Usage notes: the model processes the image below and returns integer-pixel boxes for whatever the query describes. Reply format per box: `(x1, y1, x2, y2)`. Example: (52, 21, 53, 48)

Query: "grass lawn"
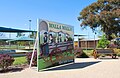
(13, 56, 27, 65)
(83, 49, 94, 56)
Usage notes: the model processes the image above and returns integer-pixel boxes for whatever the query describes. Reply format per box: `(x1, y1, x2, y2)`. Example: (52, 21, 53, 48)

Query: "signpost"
(34, 19, 74, 71)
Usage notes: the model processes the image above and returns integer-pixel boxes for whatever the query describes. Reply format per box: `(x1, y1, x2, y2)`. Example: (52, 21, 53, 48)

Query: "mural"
(37, 19, 74, 70)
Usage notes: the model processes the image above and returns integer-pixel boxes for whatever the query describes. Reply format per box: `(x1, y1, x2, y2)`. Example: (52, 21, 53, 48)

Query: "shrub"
(113, 48, 120, 54)
(97, 34, 110, 49)
(78, 52, 89, 58)
(101, 54, 106, 57)
(74, 48, 83, 58)
(113, 49, 120, 57)
(117, 53, 120, 57)
(74, 48, 89, 58)
(0, 54, 14, 70)
(26, 50, 37, 66)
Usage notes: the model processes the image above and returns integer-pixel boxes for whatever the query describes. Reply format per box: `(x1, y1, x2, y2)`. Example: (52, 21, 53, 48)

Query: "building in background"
(74, 34, 86, 48)
(80, 38, 100, 49)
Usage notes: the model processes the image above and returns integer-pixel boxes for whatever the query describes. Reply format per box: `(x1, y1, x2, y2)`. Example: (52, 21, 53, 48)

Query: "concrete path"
(0, 58, 120, 78)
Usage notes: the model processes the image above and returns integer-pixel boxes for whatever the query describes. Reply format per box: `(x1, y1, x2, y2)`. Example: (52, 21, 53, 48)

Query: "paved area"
(0, 57, 120, 78)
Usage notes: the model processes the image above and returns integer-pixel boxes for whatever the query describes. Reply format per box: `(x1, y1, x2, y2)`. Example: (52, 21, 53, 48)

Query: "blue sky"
(0, 0, 98, 39)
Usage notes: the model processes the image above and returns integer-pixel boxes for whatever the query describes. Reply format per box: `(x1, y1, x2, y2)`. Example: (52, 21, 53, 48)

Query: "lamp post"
(29, 20, 32, 30)
(9, 32, 11, 48)
(29, 20, 32, 49)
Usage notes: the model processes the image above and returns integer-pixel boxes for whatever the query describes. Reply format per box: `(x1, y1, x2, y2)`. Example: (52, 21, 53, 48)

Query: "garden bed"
(0, 56, 28, 73)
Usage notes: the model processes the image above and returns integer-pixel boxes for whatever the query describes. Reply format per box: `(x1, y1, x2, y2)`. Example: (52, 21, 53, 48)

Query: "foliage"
(113, 48, 120, 57)
(17, 41, 30, 46)
(83, 49, 94, 56)
(77, 52, 89, 58)
(13, 56, 27, 65)
(113, 48, 120, 54)
(110, 33, 117, 39)
(0, 54, 14, 70)
(74, 48, 83, 57)
(26, 51, 37, 66)
(68, 37, 73, 41)
(74, 48, 89, 58)
(117, 53, 120, 57)
(78, 0, 120, 40)
(97, 34, 110, 49)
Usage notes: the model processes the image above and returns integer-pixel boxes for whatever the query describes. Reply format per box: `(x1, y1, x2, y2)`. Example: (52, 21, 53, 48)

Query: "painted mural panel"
(37, 19, 74, 71)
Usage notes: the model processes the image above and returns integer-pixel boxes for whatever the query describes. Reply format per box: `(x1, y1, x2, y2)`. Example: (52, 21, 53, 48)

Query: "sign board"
(37, 19, 74, 71)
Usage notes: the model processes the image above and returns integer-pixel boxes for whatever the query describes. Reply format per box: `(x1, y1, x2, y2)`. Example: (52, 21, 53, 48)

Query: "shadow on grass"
(45, 61, 101, 71)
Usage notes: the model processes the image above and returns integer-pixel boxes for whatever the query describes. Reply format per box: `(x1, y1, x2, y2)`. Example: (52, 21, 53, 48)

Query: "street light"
(29, 20, 32, 30)
(29, 20, 32, 49)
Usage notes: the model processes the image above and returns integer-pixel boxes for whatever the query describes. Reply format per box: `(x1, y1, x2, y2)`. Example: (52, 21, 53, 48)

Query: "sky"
(0, 0, 98, 39)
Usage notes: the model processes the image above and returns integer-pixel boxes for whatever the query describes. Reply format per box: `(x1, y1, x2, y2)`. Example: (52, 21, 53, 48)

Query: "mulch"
(0, 64, 29, 73)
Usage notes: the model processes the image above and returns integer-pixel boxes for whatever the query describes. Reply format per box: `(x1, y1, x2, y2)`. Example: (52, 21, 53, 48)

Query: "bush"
(0, 54, 14, 70)
(78, 52, 89, 58)
(113, 49, 120, 57)
(26, 50, 37, 66)
(74, 48, 83, 57)
(74, 48, 89, 58)
(117, 53, 120, 57)
(97, 34, 110, 49)
(113, 48, 120, 54)
(84, 49, 93, 56)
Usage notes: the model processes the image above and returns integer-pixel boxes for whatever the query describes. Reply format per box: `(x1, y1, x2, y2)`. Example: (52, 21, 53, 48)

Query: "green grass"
(83, 49, 93, 56)
(13, 56, 27, 65)
(38, 52, 74, 70)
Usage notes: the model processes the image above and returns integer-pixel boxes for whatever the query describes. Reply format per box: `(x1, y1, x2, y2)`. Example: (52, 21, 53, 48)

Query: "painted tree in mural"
(78, 0, 120, 40)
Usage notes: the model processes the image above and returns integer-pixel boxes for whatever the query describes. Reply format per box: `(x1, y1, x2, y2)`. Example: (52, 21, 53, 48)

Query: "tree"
(97, 34, 110, 49)
(78, 0, 120, 40)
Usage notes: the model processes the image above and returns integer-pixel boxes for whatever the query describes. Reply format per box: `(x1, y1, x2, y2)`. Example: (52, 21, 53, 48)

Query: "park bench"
(93, 49, 117, 59)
